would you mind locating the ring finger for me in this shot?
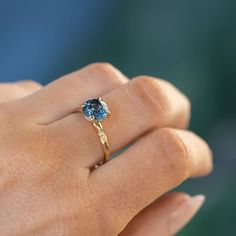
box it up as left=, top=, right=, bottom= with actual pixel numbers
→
left=51, top=76, right=190, bottom=167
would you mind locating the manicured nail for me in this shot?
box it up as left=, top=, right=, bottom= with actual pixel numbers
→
left=169, top=194, right=205, bottom=235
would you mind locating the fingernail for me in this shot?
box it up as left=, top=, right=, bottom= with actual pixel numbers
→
left=169, top=194, right=205, bottom=235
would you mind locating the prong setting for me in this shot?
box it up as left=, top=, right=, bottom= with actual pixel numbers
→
left=81, top=98, right=110, bottom=122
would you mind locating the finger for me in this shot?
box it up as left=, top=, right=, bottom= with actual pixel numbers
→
left=7, top=63, right=128, bottom=124
left=120, top=193, right=205, bottom=236
left=52, top=76, right=190, bottom=167
left=0, top=81, right=42, bottom=103
left=89, top=128, right=212, bottom=234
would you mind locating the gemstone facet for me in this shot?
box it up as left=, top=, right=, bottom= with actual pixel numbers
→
left=82, top=98, right=109, bottom=122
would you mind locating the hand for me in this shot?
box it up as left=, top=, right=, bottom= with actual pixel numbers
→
left=0, top=79, right=204, bottom=236
left=0, top=81, right=204, bottom=236
left=0, top=63, right=212, bottom=236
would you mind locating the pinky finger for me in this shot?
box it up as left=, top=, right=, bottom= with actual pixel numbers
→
left=119, top=192, right=205, bottom=236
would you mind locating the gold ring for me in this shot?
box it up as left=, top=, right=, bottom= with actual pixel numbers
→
left=79, top=98, right=110, bottom=166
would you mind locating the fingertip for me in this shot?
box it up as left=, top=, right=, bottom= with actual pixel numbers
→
left=169, top=194, right=205, bottom=235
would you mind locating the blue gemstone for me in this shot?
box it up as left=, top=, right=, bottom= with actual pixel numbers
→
left=82, top=99, right=109, bottom=122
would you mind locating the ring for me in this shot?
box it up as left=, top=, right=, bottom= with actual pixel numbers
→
left=79, top=97, right=111, bottom=167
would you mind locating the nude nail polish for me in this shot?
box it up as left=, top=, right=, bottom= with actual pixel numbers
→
left=169, top=194, right=205, bottom=235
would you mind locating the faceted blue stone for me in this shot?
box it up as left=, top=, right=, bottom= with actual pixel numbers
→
left=82, top=99, right=109, bottom=122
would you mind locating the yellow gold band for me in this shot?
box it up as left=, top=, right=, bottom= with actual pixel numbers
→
left=93, top=122, right=110, bottom=165
left=78, top=97, right=111, bottom=167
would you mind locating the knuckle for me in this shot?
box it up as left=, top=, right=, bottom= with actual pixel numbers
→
left=154, top=79, right=191, bottom=127
left=87, top=62, right=116, bottom=76
left=90, top=62, right=115, bottom=72
left=157, top=128, right=190, bottom=182
left=129, top=76, right=171, bottom=120
left=86, top=62, right=126, bottom=84
left=18, top=80, right=42, bottom=89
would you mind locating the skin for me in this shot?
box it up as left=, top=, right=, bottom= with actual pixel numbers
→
left=0, top=63, right=212, bottom=236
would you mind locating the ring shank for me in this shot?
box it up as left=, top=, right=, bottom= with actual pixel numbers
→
left=93, top=122, right=110, bottom=165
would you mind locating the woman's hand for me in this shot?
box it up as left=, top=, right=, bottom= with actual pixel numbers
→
left=0, top=80, right=205, bottom=236
left=0, top=78, right=205, bottom=236
left=0, top=63, right=212, bottom=236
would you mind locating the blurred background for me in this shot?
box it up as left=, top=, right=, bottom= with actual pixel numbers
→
left=0, top=0, right=235, bottom=235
